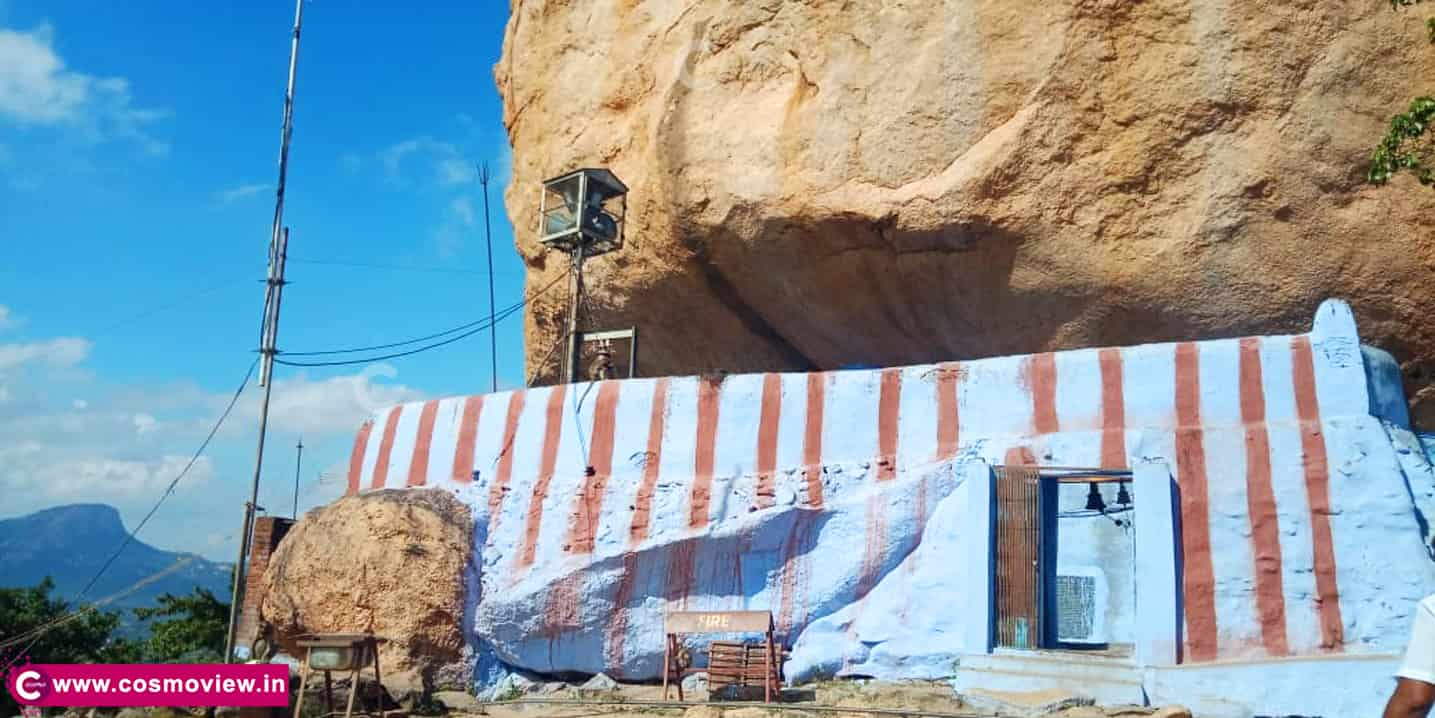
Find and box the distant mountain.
[0,504,232,635]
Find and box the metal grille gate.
[994,465,1042,649]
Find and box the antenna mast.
[224,0,304,663]
[479,163,498,393]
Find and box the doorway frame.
[961,460,1183,667]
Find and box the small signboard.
[665,610,773,634]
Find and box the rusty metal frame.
[662,610,781,703]
[992,466,1135,652]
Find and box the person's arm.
[1389,598,1435,718]
[1386,678,1435,718]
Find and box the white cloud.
[0,441,215,501]
[380,136,474,187]
[0,327,430,556]
[448,196,476,227]
[0,23,168,153]
[0,304,19,331]
[0,336,90,372]
[253,364,426,436]
[438,157,475,185]
[215,182,269,205]
[435,196,477,258]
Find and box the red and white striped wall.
[342,298,1435,663]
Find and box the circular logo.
[9,667,49,704]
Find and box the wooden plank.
[665,610,773,634]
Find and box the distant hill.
[0,504,232,635]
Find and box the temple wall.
[343,299,1435,709]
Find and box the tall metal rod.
[292,438,304,519]
[225,0,304,663]
[563,242,584,384]
[478,163,498,393]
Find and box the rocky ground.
[434,677,1192,718]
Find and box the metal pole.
[478,163,498,393]
[225,0,303,663]
[563,243,584,384]
[293,438,303,519]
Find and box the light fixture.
[1116,481,1132,506]
[539,168,628,257]
[1085,482,1107,512]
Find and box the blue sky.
[0,1,530,562]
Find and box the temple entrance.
[993,466,1136,655]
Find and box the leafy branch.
[1370,1,1435,186]
[1370,97,1435,185]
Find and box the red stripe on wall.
[518,385,568,569]
[488,391,528,535]
[1098,349,1128,468]
[541,572,583,637]
[855,495,887,599]
[450,395,484,484]
[777,519,802,634]
[406,400,440,487]
[877,368,902,481]
[936,363,962,460]
[665,540,697,609]
[605,552,640,677]
[802,373,826,508]
[370,406,403,490]
[1239,337,1290,656]
[630,378,670,544]
[1292,336,1345,650]
[753,373,783,510]
[346,420,374,496]
[689,378,722,528]
[568,381,621,555]
[1026,352,1059,435]
[1175,342,1219,662]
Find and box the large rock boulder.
[259,489,473,693]
[497,1,1435,427]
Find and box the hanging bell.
[1085,482,1107,512]
[1116,481,1132,506]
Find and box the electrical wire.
[0,358,257,670]
[288,257,519,277]
[281,300,522,357]
[0,554,204,652]
[276,273,566,365]
[91,277,255,338]
[274,302,523,367]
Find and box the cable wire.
[0,358,257,670]
[274,302,523,367]
[281,301,522,357]
[276,273,566,367]
[0,554,204,652]
[288,257,519,277]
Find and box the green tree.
[0,578,139,715]
[1371,1,1435,185]
[134,587,230,663]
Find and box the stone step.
[953,651,1145,707]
